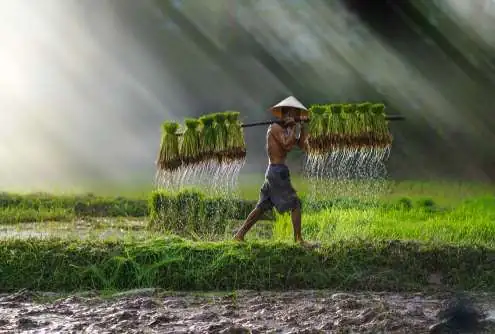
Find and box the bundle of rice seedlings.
[308,104,327,154]
[371,103,392,146]
[226,111,246,161]
[179,118,201,166]
[199,114,217,161]
[341,103,359,146]
[213,112,229,163]
[356,102,373,146]
[327,104,345,148]
[157,121,181,171]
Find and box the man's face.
[282,107,300,120]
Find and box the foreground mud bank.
[3,238,495,292]
[0,289,494,333]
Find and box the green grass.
[1,237,494,293]
[0,192,148,224]
[0,178,494,293]
[273,196,495,247]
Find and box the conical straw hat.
[268,96,308,118]
[270,96,308,111]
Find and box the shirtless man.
[233,105,309,244]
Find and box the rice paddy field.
[0,100,493,331]
[1,176,495,332]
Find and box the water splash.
[154,157,246,197]
[303,144,391,203]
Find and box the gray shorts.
[255,164,301,213]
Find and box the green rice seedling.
[157,122,181,171]
[371,103,392,147]
[356,102,373,146]
[226,111,246,161]
[342,103,361,148]
[179,118,201,165]
[213,112,229,163]
[307,104,328,154]
[199,115,217,162]
[328,104,345,148]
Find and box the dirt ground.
[0,289,494,333]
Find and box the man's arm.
[297,123,309,152]
[270,124,297,151]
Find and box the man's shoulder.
[268,123,283,133]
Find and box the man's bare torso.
[266,124,290,165]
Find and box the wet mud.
[0,289,494,333]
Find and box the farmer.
[234,96,310,245]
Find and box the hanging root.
[156,101,395,197]
[303,101,394,201]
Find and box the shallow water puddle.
[0,219,150,240]
[0,290,494,333]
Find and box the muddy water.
[0,219,151,241]
[0,219,264,241]
[0,290,494,333]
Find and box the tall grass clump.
[148,189,269,238]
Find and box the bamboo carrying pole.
[175,114,405,135]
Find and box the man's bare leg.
[233,207,264,241]
[291,205,303,243]
[291,203,318,248]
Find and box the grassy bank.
[1,237,494,293]
[1,180,494,293]
[0,192,148,224]
[273,196,495,247]
[4,179,492,225]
